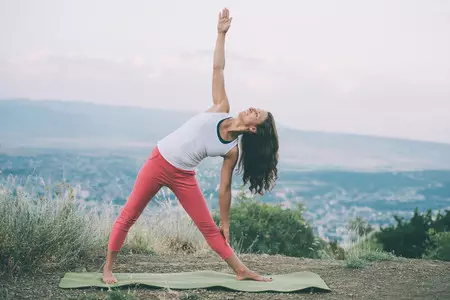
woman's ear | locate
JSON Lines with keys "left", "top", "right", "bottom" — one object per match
{"left": 249, "top": 126, "right": 257, "bottom": 134}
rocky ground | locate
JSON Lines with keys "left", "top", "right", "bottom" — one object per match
{"left": 2, "top": 253, "right": 450, "bottom": 300}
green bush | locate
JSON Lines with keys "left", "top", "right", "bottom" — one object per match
{"left": 431, "top": 209, "right": 450, "bottom": 232}
{"left": 375, "top": 208, "right": 450, "bottom": 259}
{"left": 213, "top": 190, "right": 321, "bottom": 258}
{"left": 424, "top": 230, "right": 450, "bottom": 261}
{"left": 344, "top": 257, "right": 368, "bottom": 269}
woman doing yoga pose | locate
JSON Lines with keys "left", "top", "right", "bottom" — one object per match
{"left": 102, "top": 8, "right": 279, "bottom": 284}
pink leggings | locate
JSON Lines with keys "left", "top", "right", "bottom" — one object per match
{"left": 107, "top": 146, "right": 234, "bottom": 260}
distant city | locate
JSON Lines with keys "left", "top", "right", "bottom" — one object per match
{"left": 1, "top": 99, "right": 450, "bottom": 246}
{"left": 1, "top": 149, "right": 449, "bottom": 245}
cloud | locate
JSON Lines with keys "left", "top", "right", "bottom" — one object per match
{"left": 0, "top": 48, "right": 449, "bottom": 144}
{"left": 1, "top": 0, "right": 450, "bottom": 143}
{"left": 0, "top": 52, "right": 174, "bottom": 107}
{"left": 0, "top": 50, "right": 312, "bottom": 110}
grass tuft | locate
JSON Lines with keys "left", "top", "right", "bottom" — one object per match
{"left": 344, "top": 257, "right": 368, "bottom": 269}
{"left": 0, "top": 182, "right": 211, "bottom": 278}
{"left": 342, "top": 224, "right": 396, "bottom": 268}
{"left": 0, "top": 183, "right": 106, "bottom": 277}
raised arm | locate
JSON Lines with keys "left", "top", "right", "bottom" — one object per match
{"left": 208, "top": 8, "right": 232, "bottom": 113}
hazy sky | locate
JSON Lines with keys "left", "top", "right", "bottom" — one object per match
{"left": 1, "top": 0, "right": 449, "bottom": 143}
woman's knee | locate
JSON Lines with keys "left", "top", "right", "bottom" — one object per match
{"left": 196, "top": 220, "right": 220, "bottom": 237}
{"left": 114, "top": 208, "right": 139, "bottom": 230}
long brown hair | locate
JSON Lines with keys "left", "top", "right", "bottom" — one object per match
{"left": 237, "top": 112, "right": 279, "bottom": 195}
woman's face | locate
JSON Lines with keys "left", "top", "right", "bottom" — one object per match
{"left": 238, "top": 107, "right": 268, "bottom": 133}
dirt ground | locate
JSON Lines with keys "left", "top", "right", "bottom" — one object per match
{"left": 2, "top": 253, "right": 450, "bottom": 300}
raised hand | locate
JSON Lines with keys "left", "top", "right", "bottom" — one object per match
{"left": 217, "top": 8, "right": 232, "bottom": 34}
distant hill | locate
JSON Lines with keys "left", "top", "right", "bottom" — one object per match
{"left": 1, "top": 98, "right": 450, "bottom": 171}
{"left": 0, "top": 98, "right": 195, "bottom": 144}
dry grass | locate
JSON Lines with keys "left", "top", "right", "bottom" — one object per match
{"left": 123, "top": 189, "right": 210, "bottom": 256}
{"left": 0, "top": 178, "right": 405, "bottom": 281}
{"left": 342, "top": 227, "right": 397, "bottom": 268}
{"left": 0, "top": 181, "right": 212, "bottom": 278}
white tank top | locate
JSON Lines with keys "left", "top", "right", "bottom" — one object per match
{"left": 157, "top": 112, "right": 239, "bottom": 170}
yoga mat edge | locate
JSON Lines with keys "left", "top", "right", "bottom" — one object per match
{"left": 58, "top": 270, "right": 331, "bottom": 293}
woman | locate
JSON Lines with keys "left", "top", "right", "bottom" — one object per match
{"left": 102, "top": 8, "right": 279, "bottom": 284}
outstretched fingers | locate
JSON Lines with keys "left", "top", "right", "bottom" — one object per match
{"left": 219, "top": 7, "right": 229, "bottom": 20}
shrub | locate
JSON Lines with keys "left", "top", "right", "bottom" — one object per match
{"left": 0, "top": 183, "right": 105, "bottom": 277}
{"left": 424, "top": 230, "right": 450, "bottom": 261}
{"left": 213, "top": 189, "right": 321, "bottom": 258}
{"left": 375, "top": 208, "right": 450, "bottom": 259}
{"left": 344, "top": 257, "right": 367, "bottom": 269}
{"left": 431, "top": 209, "right": 450, "bottom": 232}
{"left": 359, "top": 250, "right": 396, "bottom": 262}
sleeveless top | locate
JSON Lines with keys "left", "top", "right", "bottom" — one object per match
{"left": 157, "top": 112, "right": 239, "bottom": 170}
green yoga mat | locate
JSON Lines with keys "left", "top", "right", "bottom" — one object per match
{"left": 59, "top": 270, "right": 330, "bottom": 293}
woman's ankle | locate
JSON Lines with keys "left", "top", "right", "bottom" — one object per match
{"left": 235, "top": 266, "right": 248, "bottom": 275}
{"left": 225, "top": 254, "right": 248, "bottom": 274}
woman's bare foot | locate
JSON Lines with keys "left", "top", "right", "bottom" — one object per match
{"left": 102, "top": 267, "right": 118, "bottom": 284}
{"left": 224, "top": 253, "right": 272, "bottom": 282}
{"left": 236, "top": 269, "right": 272, "bottom": 282}
{"left": 102, "top": 249, "right": 119, "bottom": 284}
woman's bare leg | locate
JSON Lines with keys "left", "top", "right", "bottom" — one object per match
{"left": 225, "top": 252, "right": 272, "bottom": 282}
{"left": 102, "top": 250, "right": 119, "bottom": 284}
